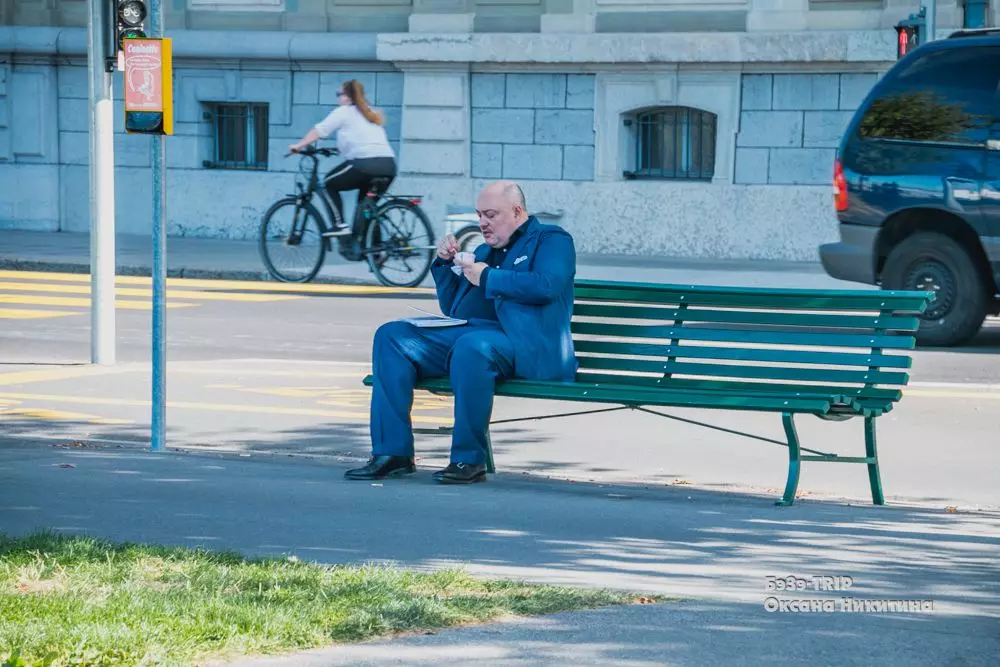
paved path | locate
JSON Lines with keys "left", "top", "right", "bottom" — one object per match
{"left": 3, "top": 441, "right": 997, "bottom": 667}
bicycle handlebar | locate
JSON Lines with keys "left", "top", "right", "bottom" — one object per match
{"left": 285, "top": 146, "right": 340, "bottom": 158}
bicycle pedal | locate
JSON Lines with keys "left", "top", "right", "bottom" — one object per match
{"left": 322, "top": 227, "right": 353, "bottom": 237}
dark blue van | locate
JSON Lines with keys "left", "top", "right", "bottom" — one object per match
{"left": 819, "top": 30, "right": 1000, "bottom": 346}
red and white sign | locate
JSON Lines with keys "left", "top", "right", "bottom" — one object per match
{"left": 123, "top": 39, "right": 164, "bottom": 112}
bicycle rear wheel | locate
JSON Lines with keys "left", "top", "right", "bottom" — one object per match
{"left": 364, "top": 199, "right": 435, "bottom": 288}
{"left": 259, "top": 198, "right": 327, "bottom": 283}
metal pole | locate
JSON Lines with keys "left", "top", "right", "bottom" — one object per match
{"left": 88, "top": 0, "right": 116, "bottom": 365}
{"left": 150, "top": 0, "right": 167, "bottom": 452}
{"left": 925, "top": 0, "right": 937, "bottom": 41}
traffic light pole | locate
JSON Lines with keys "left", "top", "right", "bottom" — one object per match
{"left": 149, "top": 0, "right": 167, "bottom": 452}
{"left": 925, "top": 0, "right": 936, "bottom": 41}
{"left": 88, "top": 0, "right": 116, "bottom": 365}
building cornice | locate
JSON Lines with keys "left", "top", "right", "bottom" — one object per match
{"left": 377, "top": 30, "right": 916, "bottom": 65}
{"left": 0, "top": 27, "right": 377, "bottom": 62}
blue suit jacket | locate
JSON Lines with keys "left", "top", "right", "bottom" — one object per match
{"left": 431, "top": 216, "right": 578, "bottom": 382}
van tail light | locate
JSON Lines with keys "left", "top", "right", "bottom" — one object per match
{"left": 833, "top": 158, "right": 849, "bottom": 212}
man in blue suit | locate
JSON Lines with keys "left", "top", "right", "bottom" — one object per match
{"left": 346, "top": 180, "right": 577, "bottom": 484}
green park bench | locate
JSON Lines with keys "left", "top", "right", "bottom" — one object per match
{"left": 363, "top": 278, "right": 933, "bottom": 506}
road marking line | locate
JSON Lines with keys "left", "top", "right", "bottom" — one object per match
{"left": 0, "top": 270, "right": 433, "bottom": 295}
{"left": 0, "top": 392, "right": 453, "bottom": 425}
{"left": 0, "top": 294, "right": 195, "bottom": 310}
{"left": 0, "top": 307, "right": 81, "bottom": 320}
{"left": 0, "top": 281, "right": 299, "bottom": 302}
{"left": 909, "top": 381, "right": 1000, "bottom": 391}
{"left": 902, "top": 389, "right": 1000, "bottom": 400}
{"left": 0, "top": 407, "right": 132, "bottom": 425}
{"left": 0, "top": 366, "right": 127, "bottom": 388}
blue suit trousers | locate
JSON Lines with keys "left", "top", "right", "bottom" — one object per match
{"left": 370, "top": 320, "right": 515, "bottom": 465}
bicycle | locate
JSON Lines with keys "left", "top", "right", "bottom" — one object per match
{"left": 258, "top": 145, "right": 436, "bottom": 288}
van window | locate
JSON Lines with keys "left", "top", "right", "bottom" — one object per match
{"left": 858, "top": 46, "right": 1000, "bottom": 146}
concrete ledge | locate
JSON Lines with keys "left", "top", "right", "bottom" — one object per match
{"left": 377, "top": 30, "right": 919, "bottom": 64}
{"left": 0, "top": 27, "right": 378, "bottom": 62}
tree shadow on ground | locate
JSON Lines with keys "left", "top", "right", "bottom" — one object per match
{"left": 3, "top": 424, "right": 999, "bottom": 666}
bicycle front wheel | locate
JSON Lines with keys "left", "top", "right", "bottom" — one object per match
{"left": 258, "top": 198, "right": 327, "bottom": 283}
{"left": 364, "top": 200, "right": 435, "bottom": 288}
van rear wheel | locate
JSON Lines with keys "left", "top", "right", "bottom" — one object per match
{"left": 881, "top": 231, "right": 988, "bottom": 347}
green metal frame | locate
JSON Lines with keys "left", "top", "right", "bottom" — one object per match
{"left": 477, "top": 404, "right": 886, "bottom": 506}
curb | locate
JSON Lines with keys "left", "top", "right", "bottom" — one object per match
{"left": 0, "top": 258, "right": 382, "bottom": 287}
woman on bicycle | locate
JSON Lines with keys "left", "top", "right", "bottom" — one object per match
{"left": 288, "top": 79, "right": 397, "bottom": 236}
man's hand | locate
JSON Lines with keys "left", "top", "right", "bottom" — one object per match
{"left": 454, "top": 254, "right": 488, "bottom": 286}
{"left": 437, "top": 234, "right": 459, "bottom": 261}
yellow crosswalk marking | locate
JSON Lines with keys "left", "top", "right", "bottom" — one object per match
{"left": 0, "top": 308, "right": 80, "bottom": 320}
{"left": 0, "top": 366, "right": 128, "bottom": 388}
{"left": 0, "top": 294, "right": 195, "bottom": 310}
{"left": 0, "top": 391, "right": 453, "bottom": 425}
{"left": 0, "top": 270, "right": 432, "bottom": 295}
{"left": 0, "top": 406, "right": 132, "bottom": 425}
{"left": 0, "top": 281, "right": 298, "bottom": 302}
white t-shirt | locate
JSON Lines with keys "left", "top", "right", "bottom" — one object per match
{"left": 314, "top": 105, "right": 395, "bottom": 161}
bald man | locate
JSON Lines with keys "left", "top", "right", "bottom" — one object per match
{"left": 347, "top": 180, "right": 578, "bottom": 484}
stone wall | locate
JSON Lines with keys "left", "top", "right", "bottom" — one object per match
{"left": 734, "top": 72, "right": 880, "bottom": 186}
{"left": 470, "top": 73, "right": 595, "bottom": 181}
{"left": 0, "top": 58, "right": 396, "bottom": 235}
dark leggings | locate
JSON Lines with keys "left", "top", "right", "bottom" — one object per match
{"left": 323, "top": 157, "right": 397, "bottom": 230}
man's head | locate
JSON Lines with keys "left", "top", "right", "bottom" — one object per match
{"left": 475, "top": 180, "right": 529, "bottom": 248}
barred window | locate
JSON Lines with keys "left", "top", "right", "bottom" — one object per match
{"left": 203, "top": 103, "right": 269, "bottom": 170}
{"left": 624, "top": 106, "right": 717, "bottom": 181}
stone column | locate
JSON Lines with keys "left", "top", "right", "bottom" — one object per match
{"left": 541, "top": 0, "right": 596, "bottom": 33}
{"left": 410, "top": 0, "right": 475, "bottom": 32}
{"left": 747, "top": 0, "right": 808, "bottom": 32}
{"left": 397, "top": 67, "right": 471, "bottom": 178}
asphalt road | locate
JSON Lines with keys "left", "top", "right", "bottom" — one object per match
{"left": 2, "top": 268, "right": 999, "bottom": 509}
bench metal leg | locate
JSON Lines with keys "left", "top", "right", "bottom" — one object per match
{"left": 485, "top": 430, "right": 496, "bottom": 474}
{"left": 778, "top": 412, "right": 801, "bottom": 507}
{"left": 865, "top": 417, "right": 885, "bottom": 506}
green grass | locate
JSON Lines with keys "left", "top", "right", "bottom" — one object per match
{"left": 0, "top": 531, "right": 652, "bottom": 667}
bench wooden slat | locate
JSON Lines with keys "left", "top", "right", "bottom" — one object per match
{"left": 413, "top": 377, "right": 834, "bottom": 414}
{"left": 360, "top": 373, "right": 899, "bottom": 416}
{"left": 574, "top": 281, "right": 927, "bottom": 313}
{"left": 573, "top": 303, "right": 921, "bottom": 332}
{"left": 575, "top": 355, "right": 909, "bottom": 386}
{"left": 571, "top": 372, "right": 902, "bottom": 403}
{"left": 572, "top": 340, "right": 912, "bottom": 370}
{"left": 573, "top": 282, "right": 932, "bottom": 313}
{"left": 571, "top": 321, "right": 915, "bottom": 350}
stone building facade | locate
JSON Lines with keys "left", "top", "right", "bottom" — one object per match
{"left": 0, "top": 1, "right": 995, "bottom": 261}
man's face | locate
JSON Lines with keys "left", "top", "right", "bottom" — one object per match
{"left": 476, "top": 190, "right": 522, "bottom": 248}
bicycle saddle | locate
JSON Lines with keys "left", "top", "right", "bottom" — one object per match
{"left": 368, "top": 177, "right": 392, "bottom": 196}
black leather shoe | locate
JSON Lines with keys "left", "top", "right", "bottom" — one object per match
{"left": 344, "top": 455, "right": 416, "bottom": 480}
{"left": 432, "top": 462, "right": 487, "bottom": 484}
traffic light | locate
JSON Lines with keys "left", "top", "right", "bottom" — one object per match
{"left": 894, "top": 8, "right": 926, "bottom": 60}
{"left": 105, "top": 0, "right": 148, "bottom": 71}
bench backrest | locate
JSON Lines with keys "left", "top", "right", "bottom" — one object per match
{"left": 571, "top": 279, "right": 934, "bottom": 400}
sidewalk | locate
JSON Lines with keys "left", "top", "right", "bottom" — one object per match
{"left": 3, "top": 441, "right": 998, "bottom": 666}
{"left": 0, "top": 229, "right": 858, "bottom": 289}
